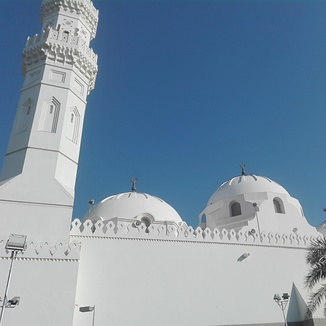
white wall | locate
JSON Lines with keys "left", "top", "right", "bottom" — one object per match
{"left": 72, "top": 220, "right": 325, "bottom": 326}
{"left": 0, "top": 238, "right": 80, "bottom": 326}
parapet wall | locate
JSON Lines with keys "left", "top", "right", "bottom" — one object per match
{"left": 0, "top": 235, "right": 80, "bottom": 261}
{"left": 70, "top": 218, "right": 319, "bottom": 248}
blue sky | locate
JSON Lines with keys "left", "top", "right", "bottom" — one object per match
{"left": 0, "top": 0, "right": 325, "bottom": 228}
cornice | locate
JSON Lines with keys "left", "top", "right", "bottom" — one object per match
{"left": 41, "top": 0, "right": 98, "bottom": 40}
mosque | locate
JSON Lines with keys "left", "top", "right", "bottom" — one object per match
{"left": 0, "top": 0, "right": 325, "bottom": 325}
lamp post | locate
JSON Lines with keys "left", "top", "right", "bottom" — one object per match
{"left": 79, "top": 305, "right": 95, "bottom": 326}
{"left": 252, "top": 202, "right": 262, "bottom": 239}
{"left": 273, "top": 293, "right": 290, "bottom": 326}
{"left": 0, "top": 234, "right": 27, "bottom": 326}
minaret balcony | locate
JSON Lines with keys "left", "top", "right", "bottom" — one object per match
{"left": 24, "top": 28, "right": 98, "bottom": 66}
{"left": 23, "top": 28, "right": 98, "bottom": 90}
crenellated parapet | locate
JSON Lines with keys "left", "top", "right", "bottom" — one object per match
{"left": 70, "top": 219, "right": 319, "bottom": 248}
{"left": 23, "top": 28, "right": 98, "bottom": 92}
{"left": 41, "top": 0, "right": 99, "bottom": 40}
{"left": 0, "top": 236, "right": 80, "bottom": 261}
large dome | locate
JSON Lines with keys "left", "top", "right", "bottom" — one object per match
{"left": 82, "top": 192, "right": 182, "bottom": 224}
{"left": 208, "top": 174, "right": 289, "bottom": 205}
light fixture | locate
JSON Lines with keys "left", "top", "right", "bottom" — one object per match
{"left": 0, "top": 234, "right": 27, "bottom": 326}
{"left": 5, "top": 297, "right": 20, "bottom": 308}
{"left": 5, "top": 234, "right": 27, "bottom": 251}
{"left": 237, "top": 252, "right": 250, "bottom": 262}
{"left": 79, "top": 305, "right": 95, "bottom": 326}
{"left": 273, "top": 292, "right": 290, "bottom": 326}
{"left": 79, "top": 306, "right": 95, "bottom": 313}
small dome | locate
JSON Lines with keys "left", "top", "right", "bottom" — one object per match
{"left": 83, "top": 192, "right": 182, "bottom": 224}
{"left": 208, "top": 174, "right": 289, "bottom": 205}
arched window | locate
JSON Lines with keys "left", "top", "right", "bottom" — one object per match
{"left": 201, "top": 214, "right": 206, "bottom": 225}
{"left": 230, "top": 202, "right": 241, "bottom": 217}
{"left": 141, "top": 217, "right": 151, "bottom": 228}
{"left": 62, "top": 31, "right": 69, "bottom": 42}
{"left": 141, "top": 217, "right": 151, "bottom": 233}
{"left": 273, "top": 198, "right": 285, "bottom": 214}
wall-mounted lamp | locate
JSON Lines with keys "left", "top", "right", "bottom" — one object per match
{"left": 237, "top": 253, "right": 250, "bottom": 262}
{"left": 5, "top": 297, "right": 20, "bottom": 308}
{"left": 5, "top": 234, "right": 27, "bottom": 251}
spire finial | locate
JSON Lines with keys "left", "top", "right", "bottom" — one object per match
{"left": 240, "top": 163, "right": 246, "bottom": 176}
{"left": 130, "top": 177, "right": 138, "bottom": 192}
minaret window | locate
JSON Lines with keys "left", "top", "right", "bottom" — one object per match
{"left": 62, "top": 31, "right": 69, "bottom": 42}
{"left": 66, "top": 107, "right": 80, "bottom": 144}
{"left": 230, "top": 202, "right": 241, "bottom": 217}
{"left": 39, "top": 97, "right": 60, "bottom": 133}
{"left": 273, "top": 198, "right": 285, "bottom": 214}
{"left": 15, "top": 98, "right": 33, "bottom": 134}
{"left": 141, "top": 217, "right": 151, "bottom": 228}
{"left": 140, "top": 216, "right": 152, "bottom": 234}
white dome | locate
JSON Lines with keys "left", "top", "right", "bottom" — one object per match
{"left": 208, "top": 174, "right": 289, "bottom": 205}
{"left": 83, "top": 192, "right": 182, "bottom": 224}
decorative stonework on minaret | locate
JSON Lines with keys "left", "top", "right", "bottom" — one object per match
{"left": 0, "top": 0, "right": 98, "bottom": 243}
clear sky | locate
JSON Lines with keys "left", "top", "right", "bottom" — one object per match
{"left": 0, "top": 0, "right": 325, "bottom": 228}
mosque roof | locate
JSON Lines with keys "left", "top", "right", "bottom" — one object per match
{"left": 207, "top": 174, "right": 289, "bottom": 205}
{"left": 82, "top": 191, "right": 182, "bottom": 224}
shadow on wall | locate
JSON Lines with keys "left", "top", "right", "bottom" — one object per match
{"left": 287, "top": 283, "right": 316, "bottom": 326}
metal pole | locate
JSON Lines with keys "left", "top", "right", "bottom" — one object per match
{"left": 0, "top": 250, "right": 17, "bottom": 326}
{"left": 254, "top": 209, "right": 262, "bottom": 240}
{"left": 281, "top": 302, "right": 288, "bottom": 326}
{"left": 92, "top": 306, "right": 95, "bottom": 326}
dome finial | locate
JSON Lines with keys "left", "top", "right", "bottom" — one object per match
{"left": 240, "top": 163, "right": 246, "bottom": 176}
{"left": 130, "top": 177, "right": 138, "bottom": 192}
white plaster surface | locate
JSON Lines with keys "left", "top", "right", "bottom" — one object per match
{"left": 72, "top": 228, "right": 324, "bottom": 326}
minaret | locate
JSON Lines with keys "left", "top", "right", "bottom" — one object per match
{"left": 0, "top": 0, "right": 98, "bottom": 242}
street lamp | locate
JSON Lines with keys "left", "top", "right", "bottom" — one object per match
{"left": 0, "top": 234, "right": 27, "bottom": 326}
{"left": 79, "top": 305, "right": 95, "bottom": 326}
{"left": 273, "top": 293, "right": 290, "bottom": 326}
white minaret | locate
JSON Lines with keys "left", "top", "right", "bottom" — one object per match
{"left": 0, "top": 0, "right": 98, "bottom": 243}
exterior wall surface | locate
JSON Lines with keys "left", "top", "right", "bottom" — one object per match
{"left": 71, "top": 221, "right": 325, "bottom": 326}
{"left": 0, "top": 238, "right": 80, "bottom": 326}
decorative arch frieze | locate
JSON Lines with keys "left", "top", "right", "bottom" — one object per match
{"left": 70, "top": 219, "right": 319, "bottom": 248}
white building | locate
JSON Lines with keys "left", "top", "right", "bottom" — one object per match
{"left": 0, "top": 0, "right": 325, "bottom": 325}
